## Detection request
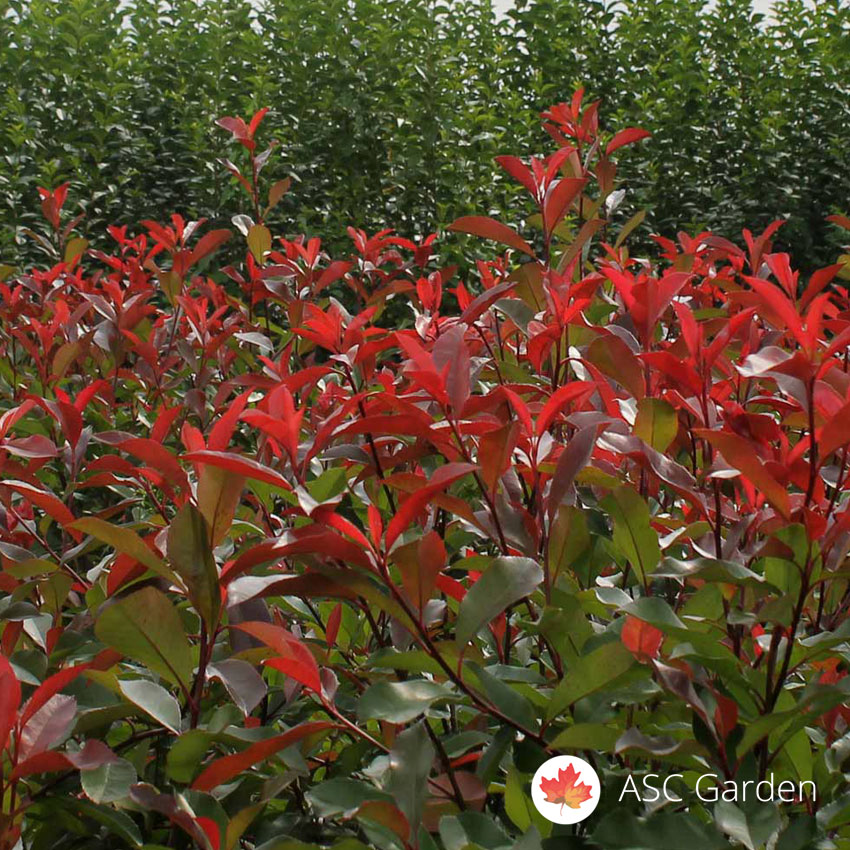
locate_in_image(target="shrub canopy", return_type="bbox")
[2,92,850,849]
[1,0,849,270]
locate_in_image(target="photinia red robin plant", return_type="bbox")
[1,92,850,850]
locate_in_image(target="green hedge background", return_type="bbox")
[1,0,848,269]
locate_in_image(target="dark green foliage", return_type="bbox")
[1,0,849,269]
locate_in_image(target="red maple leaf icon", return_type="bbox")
[539,762,594,813]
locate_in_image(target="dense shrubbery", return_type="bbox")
[1,0,849,271]
[3,91,850,849]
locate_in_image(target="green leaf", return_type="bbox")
[81,758,137,804]
[602,486,661,582]
[119,679,182,734]
[547,506,590,581]
[95,586,194,691]
[357,680,455,724]
[305,778,392,818]
[466,663,537,730]
[385,722,433,838]
[64,237,89,264]
[634,398,678,451]
[440,812,510,850]
[504,766,532,831]
[619,596,686,631]
[64,798,143,846]
[456,557,543,647]
[247,223,272,262]
[654,557,764,586]
[167,730,213,784]
[539,605,593,668]
[593,810,727,849]
[776,817,817,850]
[167,503,220,629]
[550,723,621,751]
[197,465,244,547]
[714,801,780,850]
[547,641,635,720]
[72,518,178,585]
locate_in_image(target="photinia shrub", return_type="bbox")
[1,93,850,850]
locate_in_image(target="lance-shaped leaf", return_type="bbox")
[448,216,535,257]
[606,127,651,154]
[633,398,678,452]
[547,642,636,720]
[197,464,244,546]
[167,503,221,630]
[696,429,790,519]
[95,586,194,692]
[386,463,476,550]
[2,481,80,541]
[456,557,543,647]
[119,679,182,734]
[385,722,433,839]
[232,621,321,693]
[191,721,335,791]
[357,680,456,724]
[0,655,21,753]
[183,450,293,491]
[206,659,267,717]
[72,517,179,586]
[601,486,661,583]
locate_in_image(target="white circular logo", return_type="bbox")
[531,755,601,824]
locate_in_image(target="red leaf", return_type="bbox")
[543,177,585,236]
[183,450,293,491]
[314,261,352,295]
[216,116,249,141]
[459,279,517,325]
[247,107,269,139]
[129,784,218,850]
[0,655,21,753]
[20,664,90,728]
[495,156,538,197]
[745,276,805,348]
[117,438,188,489]
[606,127,651,155]
[546,425,597,518]
[191,721,335,792]
[150,404,182,445]
[696,429,791,519]
[819,398,850,462]
[714,693,739,739]
[11,739,118,781]
[621,616,664,661]
[2,435,58,458]
[325,603,343,649]
[479,422,520,494]
[10,751,71,780]
[18,694,77,761]
[433,324,470,414]
[1,481,80,542]
[448,216,535,257]
[828,214,850,231]
[386,463,476,549]
[535,382,594,436]
[197,818,221,850]
[191,229,232,265]
[232,621,321,693]
[208,392,251,451]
